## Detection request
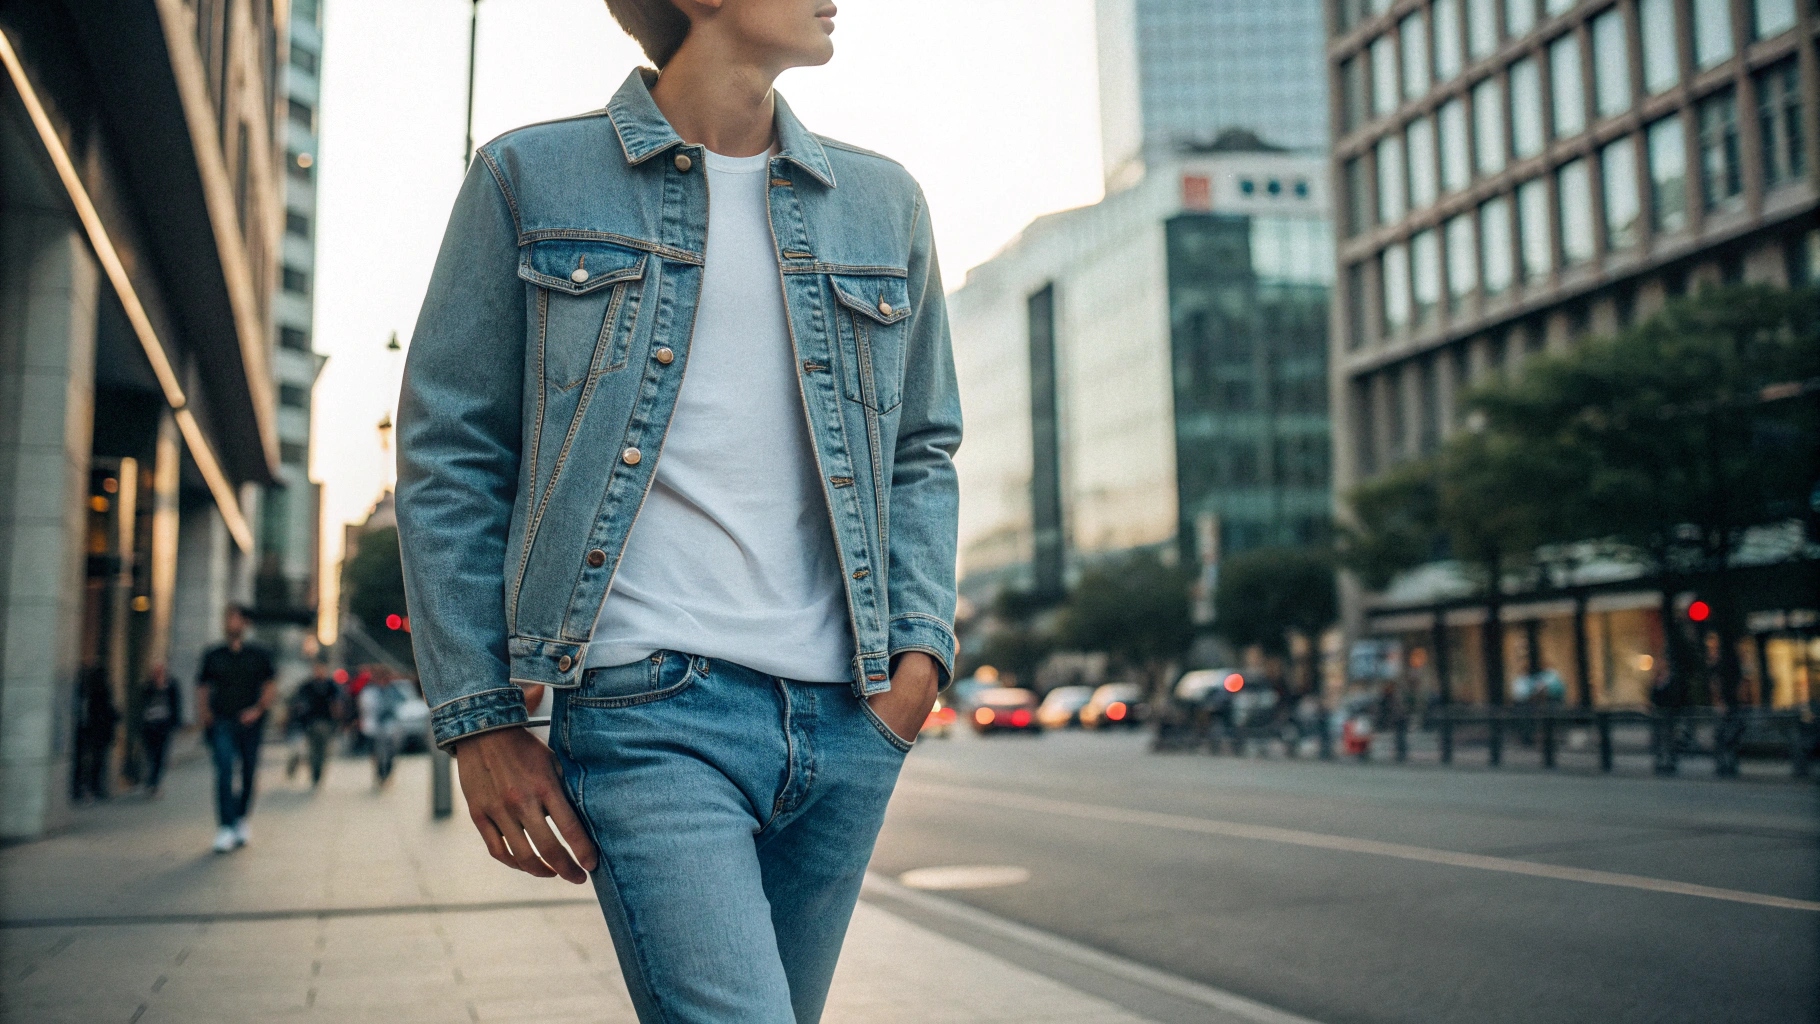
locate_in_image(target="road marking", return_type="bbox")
[863,873,1327,1024]
[899,865,1031,890]
[901,781,1820,914]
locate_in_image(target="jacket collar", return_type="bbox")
[606,68,837,188]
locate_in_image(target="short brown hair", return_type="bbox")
[605,0,691,67]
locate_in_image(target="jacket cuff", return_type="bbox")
[888,613,956,690]
[430,687,529,751]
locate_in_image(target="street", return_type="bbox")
[872,728,1820,1024]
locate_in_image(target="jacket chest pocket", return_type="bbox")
[520,239,650,391]
[830,274,911,413]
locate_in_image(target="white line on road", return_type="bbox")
[900,781,1820,914]
[863,873,1328,1024]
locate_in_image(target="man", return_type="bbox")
[72,663,117,802]
[286,661,343,789]
[196,604,276,853]
[358,673,409,787]
[395,1,961,1020]
[136,662,181,797]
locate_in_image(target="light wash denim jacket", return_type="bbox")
[396,70,962,750]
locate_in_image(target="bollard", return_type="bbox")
[1394,716,1409,763]
[431,746,454,819]
[1597,712,1613,772]
[1488,713,1504,767]
[1318,711,1333,760]
[1541,715,1556,769]
[1792,719,1812,779]
[1440,715,1453,764]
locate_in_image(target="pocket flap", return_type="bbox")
[830,274,912,325]
[519,239,648,295]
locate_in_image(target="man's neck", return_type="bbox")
[648,40,777,158]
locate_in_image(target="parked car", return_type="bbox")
[1079,682,1145,730]
[969,688,1042,736]
[1036,685,1094,729]
[921,697,958,739]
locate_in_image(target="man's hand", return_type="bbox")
[867,652,941,744]
[238,706,263,726]
[454,727,598,884]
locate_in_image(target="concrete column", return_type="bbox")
[169,498,232,719]
[0,206,100,840]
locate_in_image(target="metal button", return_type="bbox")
[654,346,675,365]
[557,655,573,672]
[570,267,590,284]
[878,299,894,316]
[621,447,642,466]
[674,152,693,173]
[586,549,606,568]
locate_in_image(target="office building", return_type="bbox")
[1327,0,1818,705]
[0,1,283,837]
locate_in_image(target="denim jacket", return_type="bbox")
[396,70,961,750]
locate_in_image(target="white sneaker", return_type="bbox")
[213,826,236,854]
[233,820,251,847]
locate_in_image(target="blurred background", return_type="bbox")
[0,1,1815,1023]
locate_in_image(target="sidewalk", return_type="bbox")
[0,741,1148,1024]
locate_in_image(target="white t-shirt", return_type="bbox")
[585,147,853,681]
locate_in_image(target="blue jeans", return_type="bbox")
[208,718,264,827]
[553,652,910,1024]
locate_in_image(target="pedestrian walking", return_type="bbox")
[395,2,961,1020]
[285,661,343,788]
[72,663,118,802]
[136,662,181,797]
[358,675,409,786]
[196,604,276,853]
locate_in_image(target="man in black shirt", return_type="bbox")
[196,604,276,853]
[285,661,343,788]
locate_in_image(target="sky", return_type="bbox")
[309,0,1108,628]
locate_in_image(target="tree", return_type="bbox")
[1213,546,1337,659]
[341,526,414,667]
[1059,551,1194,693]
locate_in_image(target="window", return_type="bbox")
[1473,77,1508,174]
[287,98,314,132]
[1480,196,1514,294]
[1445,214,1479,308]
[1754,0,1798,38]
[1382,243,1412,332]
[1511,58,1544,158]
[1468,0,1500,58]
[282,266,309,294]
[1507,0,1537,36]
[1346,157,1372,235]
[1402,13,1432,99]
[1439,99,1470,192]
[1378,134,1408,223]
[1413,229,1442,325]
[1591,10,1631,119]
[289,45,318,76]
[1341,56,1369,133]
[1601,137,1640,251]
[280,325,311,352]
[280,441,309,466]
[1692,0,1733,69]
[1407,116,1439,209]
[1434,0,1464,80]
[1549,33,1585,139]
[1557,159,1595,265]
[1698,89,1742,210]
[1647,115,1688,233]
[1640,0,1679,94]
[1544,0,1576,15]
[1371,35,1400,117]
[1347,263,1369,348]
[279,383,309,408]
[285,211,310,238]
[1517,177,1552,280]
[1757,60,1805,188]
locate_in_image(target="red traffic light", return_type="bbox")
[332,669,349,684]
[385,613,404,631]
[1687,601,1710,623]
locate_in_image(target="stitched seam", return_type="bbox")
[509,287,551,620]
[476,149,523,237]
[781,263,906,277]
[757,677,793,835]
[549,281,626,392]
[858,698,914,752]
[516,229,702,265]
[428,687,524,714]
[566,673,693,708]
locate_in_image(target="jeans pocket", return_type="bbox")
[858,697,915,754]
[568,652,696,708]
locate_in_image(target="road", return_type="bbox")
[867,727,1820,1024]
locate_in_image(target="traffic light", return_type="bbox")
[385,613,403,631]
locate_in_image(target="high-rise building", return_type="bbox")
[0,1,284,838]
[1098,0,1330,185]
[255,0,327,662]
[1327,0,1818,706]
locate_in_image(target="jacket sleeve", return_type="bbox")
[395,152,530,750]
[886,187,963,686]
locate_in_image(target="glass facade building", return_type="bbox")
[1099,0,1329,183]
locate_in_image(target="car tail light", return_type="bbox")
[1010,709,1032,727]
[1223,673,1244,692]
[940,707,957,724]
[1106,702,1127,721]
[975,708,995,726]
